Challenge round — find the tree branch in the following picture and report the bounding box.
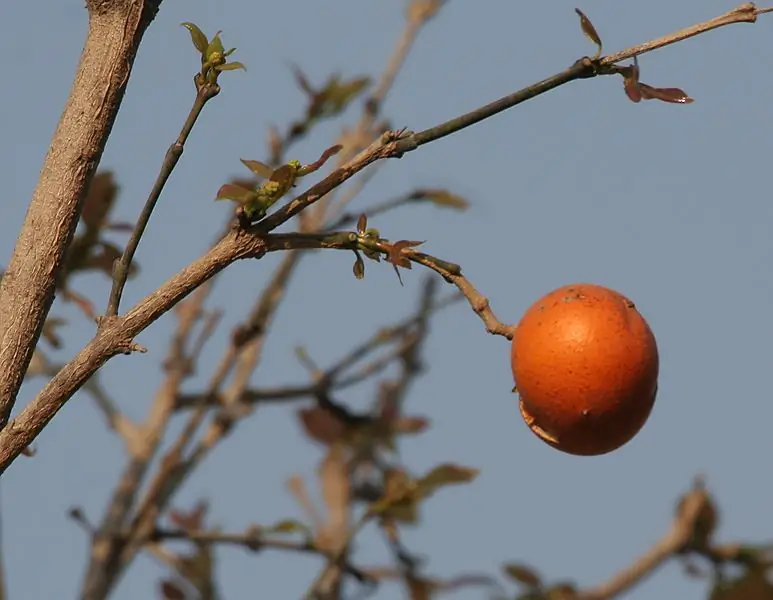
[0,0,158,429]
[1,4,769,472]
[578,479,724,600]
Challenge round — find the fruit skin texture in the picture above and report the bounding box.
[511,283,659,456]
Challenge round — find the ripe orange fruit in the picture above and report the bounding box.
[511,283,659,456]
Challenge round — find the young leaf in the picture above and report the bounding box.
[622,56,693,105]
[216,183,257,205]
[574,8,603,59]
[263,518,312,536]
[216,61,246,72]
[205,32,226,59]
[638,84,694,104]
[181,22,209,54]
[297,144,343,176]
[387,240,424,286]
[357,214,368,235]
[353,252,366,280]
[240,159,274,179]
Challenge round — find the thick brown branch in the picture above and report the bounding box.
[0,1,155,429]
[0,232,264,473]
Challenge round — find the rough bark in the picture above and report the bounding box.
[0,0,160,428]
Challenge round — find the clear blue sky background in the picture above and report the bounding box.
[2,1,772,599]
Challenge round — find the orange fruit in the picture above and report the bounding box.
[511,283,659,456]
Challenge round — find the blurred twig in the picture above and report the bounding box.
[577,477,752,600]
[173,290,462,410]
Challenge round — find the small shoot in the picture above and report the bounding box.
[352,213,426,286]
[575,8,603,60]
[216,145,342,221]
[181,22,245,88]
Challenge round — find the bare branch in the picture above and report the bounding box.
[0,0,158,428]
[579,479,722,600]
[107,84,221,317]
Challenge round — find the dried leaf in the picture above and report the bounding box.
[416,463,479,499]
[393,416,430,435]
[574,8,603,59]
[319,445,350,547]
[169,500,209,531]
[387,240,425,285]
[546,582,579,600]
[503,563,543,589]
[81,171,119,230]
[415,188,469,211]
[297,406,347,446]
[290,64,317,97]
[160,580,187,600]
[406,575,433,600]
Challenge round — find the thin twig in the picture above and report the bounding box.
[600,3,765,67]
[304,512,371,600]
[81,282,216,600]
[173,291,462,410]
[150,527,373,584]
[263,232,515,339]
[107,85,220,316]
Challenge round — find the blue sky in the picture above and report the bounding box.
[2,1,772,599]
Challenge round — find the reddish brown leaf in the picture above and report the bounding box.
[299,144,343,175]
[386,240,425,286]
[624,77,643,103]
[169,500,209,531]
[297,406,347,446]
[574,8,603,58]
[159,580,187,600]
[357,213,368,235]
[81,171,119,231]
[393,416,430,435]
[290,63,316,97]
[638,83,694,104]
